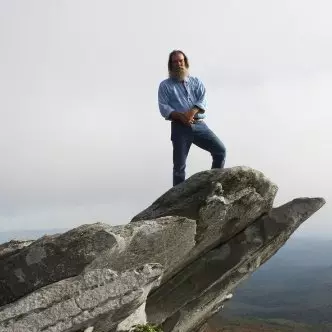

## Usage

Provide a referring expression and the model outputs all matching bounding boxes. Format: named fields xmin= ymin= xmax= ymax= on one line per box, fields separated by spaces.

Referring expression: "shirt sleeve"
xmin=194 ymin=78 xmax=207 ymax=112
xmin=158 ymin=82 xmax=175 ymax=120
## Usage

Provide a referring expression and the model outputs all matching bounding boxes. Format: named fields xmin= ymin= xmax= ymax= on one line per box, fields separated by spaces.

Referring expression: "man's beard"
xmin=170 ymin=67 xmax=189 ymax=81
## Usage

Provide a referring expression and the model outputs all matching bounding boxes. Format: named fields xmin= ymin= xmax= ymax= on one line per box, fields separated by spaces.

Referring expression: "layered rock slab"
xmin=145 ymin=197 xmax=325 ymax=332
xmin=0 ymin=240 xmax=35 ymax=260
xmin=0 ymin=224 xmax=118 ymax=306
xmin=85 ymin=216 xmax=196 ymax=275
xmin=0 ymin=264 xmax=162 ymax=332
xmin=131 ymin=167 xmax=278 ymax=280
xmin=0 ymin=217 xmax=196 ymax=308
xmin=0 ymin=166 xmax=326 ymax=332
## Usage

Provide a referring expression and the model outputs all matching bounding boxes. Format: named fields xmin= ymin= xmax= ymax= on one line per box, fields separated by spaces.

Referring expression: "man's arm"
xmin=193 ymin=78 xmax=207 ymax=113
xmin=182 ymin=79 xmax=207 ymax=122
xmin=158 ymin=82 xmax=191 ymax=125
xmin=158 ymin=82 xmax=175 ymax=120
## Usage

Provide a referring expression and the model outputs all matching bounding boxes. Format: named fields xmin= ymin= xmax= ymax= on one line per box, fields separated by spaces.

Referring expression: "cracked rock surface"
xmin=0 ymin=264 xmax=162 ymax=332
xmin=0 ymin=166 xmax=326 ymax=332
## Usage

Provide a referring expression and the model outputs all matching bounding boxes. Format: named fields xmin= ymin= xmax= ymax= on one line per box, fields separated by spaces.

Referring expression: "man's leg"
xmin=171 ymin=122 xmax=193 ymax=186
xmin=192 ymin=121 xmax=226 ymax=169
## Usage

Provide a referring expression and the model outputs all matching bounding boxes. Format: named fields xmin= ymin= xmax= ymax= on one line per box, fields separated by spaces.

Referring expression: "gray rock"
xmin=131 ymin=167 xmax=278 ymax=280
xmin=0 ymin=216 xmax=196 ymax=308
xmin=115 ymin=303 xmax=146 ymax=331
xmin=84 ymin=328 xmax=94 ymax=332
xmin=0 ymin=223 xmax=118 ymax=306
xmin=145 ymin=197 xmax=325 ymax=332
xmin=0 ymin=263 xmax=162 ymax=332
xmin=0 ymin=240 xmax=35 ymax=260
xmin=85 ymin=216 xmax=196 ymax=281
xmin=0 ymin=166 xmax=326 ymax=332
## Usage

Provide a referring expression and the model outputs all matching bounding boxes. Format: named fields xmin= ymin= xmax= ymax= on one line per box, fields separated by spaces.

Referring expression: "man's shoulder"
xmin=188 ymin=75 xmax=204 ymax=85
xmin=159 ymin=77 xmax=173 ymax=87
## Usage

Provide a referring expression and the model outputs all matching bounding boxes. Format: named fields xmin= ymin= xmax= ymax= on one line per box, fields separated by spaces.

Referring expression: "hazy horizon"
xmin=1 ymin=226 xmax=331 ymax=247
xmin=0 ymin=1 xmax=330 ymax=236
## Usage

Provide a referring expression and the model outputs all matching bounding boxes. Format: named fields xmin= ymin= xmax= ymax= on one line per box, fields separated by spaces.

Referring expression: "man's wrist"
xmin=170 ymin=111 xmax=181 ymax=120
xmin=191 ymin=106 xmax=201 ymax=113
xmin=169 ymin=111 xmax=176 ymax=119
xmin=197 ymin=105 xmax=205 ymax=112
xmin=188 ymin=108 xmax=198 ymax=118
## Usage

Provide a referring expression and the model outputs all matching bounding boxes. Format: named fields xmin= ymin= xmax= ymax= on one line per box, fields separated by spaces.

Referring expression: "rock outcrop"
xmin=0 ymin=264 xmax=162 ymax=332
xmin=0 ymin=166 xmax=326 ymax=332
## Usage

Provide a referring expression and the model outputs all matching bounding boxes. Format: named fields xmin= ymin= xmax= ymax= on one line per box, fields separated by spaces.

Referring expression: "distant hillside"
xmin=207 ymin=316 xmax=332 ymax=332
xmin=219 ymin=237 xmax=332 ymax=326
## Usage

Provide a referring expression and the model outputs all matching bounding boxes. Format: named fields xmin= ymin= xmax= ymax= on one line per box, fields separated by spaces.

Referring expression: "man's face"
xmin=171 ymin=53 xmax=186 ymax=70
xmin=170 ymin=53 xmax=188 ymax=80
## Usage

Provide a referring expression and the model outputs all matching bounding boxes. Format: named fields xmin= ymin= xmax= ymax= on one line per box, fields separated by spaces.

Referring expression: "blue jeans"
xmin=171 ymin=120 xmax=226 ymax=186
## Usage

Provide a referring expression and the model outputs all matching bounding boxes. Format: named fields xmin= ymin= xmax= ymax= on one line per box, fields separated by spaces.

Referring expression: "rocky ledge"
xmin=0 ymin=166 xmax=325 ymax=332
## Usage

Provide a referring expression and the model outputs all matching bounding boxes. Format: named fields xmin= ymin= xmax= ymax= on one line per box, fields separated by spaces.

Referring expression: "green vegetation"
xmin=130 ymin=323 xmax=163 ymax=332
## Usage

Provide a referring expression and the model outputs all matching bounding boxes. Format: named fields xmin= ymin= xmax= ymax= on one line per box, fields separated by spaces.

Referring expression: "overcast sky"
xmin=0 ymin=0 xmax=331 ymax=237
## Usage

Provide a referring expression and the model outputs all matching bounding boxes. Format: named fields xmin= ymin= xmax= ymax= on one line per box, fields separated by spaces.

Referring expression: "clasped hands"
xmin=170 ymin=108 xmax=199 ymax=126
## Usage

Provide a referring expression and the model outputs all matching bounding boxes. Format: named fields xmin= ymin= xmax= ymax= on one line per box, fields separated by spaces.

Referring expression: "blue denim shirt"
xmin=158 ymin=75 xmax=207 ymax=120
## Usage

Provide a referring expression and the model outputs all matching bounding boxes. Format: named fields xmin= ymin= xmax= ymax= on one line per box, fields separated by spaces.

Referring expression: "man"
xmin=158 ymin=50 xmax=226 ymax=186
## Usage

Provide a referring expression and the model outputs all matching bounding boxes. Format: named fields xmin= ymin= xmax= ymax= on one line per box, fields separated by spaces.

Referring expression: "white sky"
xmin=0 ymin=0 xmax=331 ymax=237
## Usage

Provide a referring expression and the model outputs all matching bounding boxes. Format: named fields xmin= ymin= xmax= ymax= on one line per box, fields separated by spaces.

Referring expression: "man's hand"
xmin=170 ymin=107 xmax=200 ymax=125
xmin=184 ymin=108 xmax=199 ymax=123
xmin=170 ymin=111 xmax=191 ymax=125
